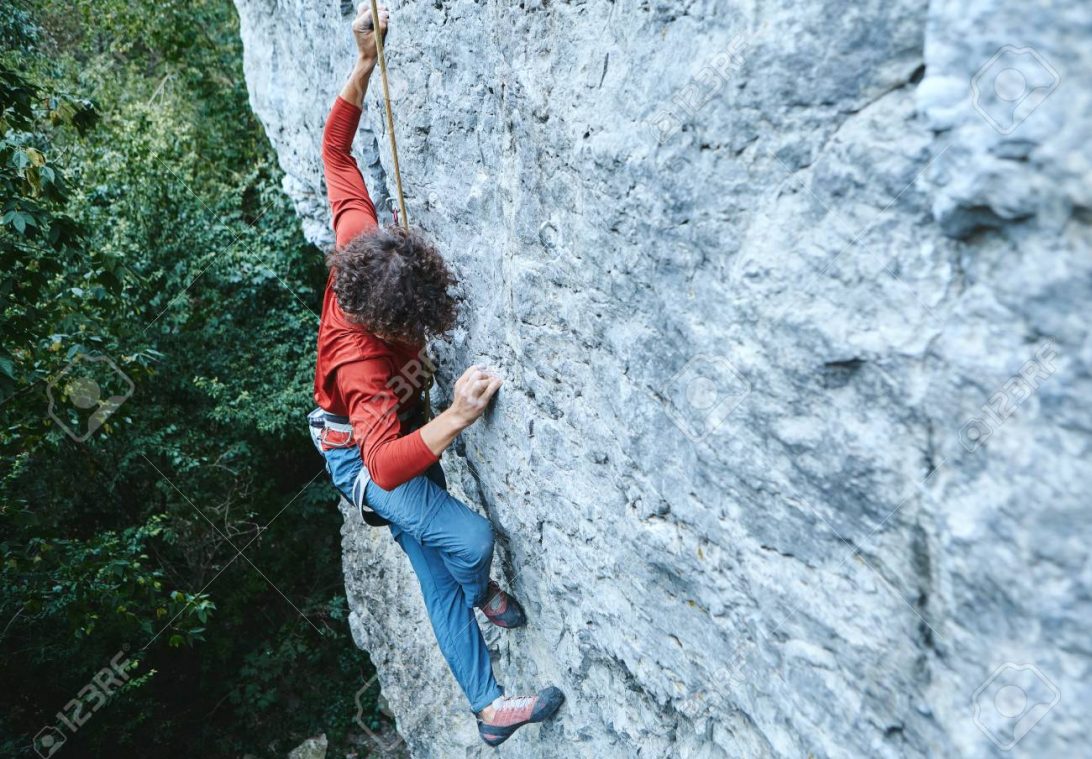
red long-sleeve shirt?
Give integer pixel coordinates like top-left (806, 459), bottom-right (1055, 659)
top-left (313, 96), bottom-right (436, 490)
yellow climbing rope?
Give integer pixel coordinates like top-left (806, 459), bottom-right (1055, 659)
top-left (366, 1), bottom-right (433, 421)
top-left (367, 0), bottom-right (409, 230)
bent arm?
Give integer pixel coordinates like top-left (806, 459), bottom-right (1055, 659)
top-left (322, 59), bottom-right (379, 248)
top-left (418, 365), bottom-right (504, 457)
top-left (341, 359), bottom-right (438, 490)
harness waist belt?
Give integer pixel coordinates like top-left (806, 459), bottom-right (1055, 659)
top-left (309, 407), bottom-right (389, 528)
top-left (321, 408), bottom-right (417, 426)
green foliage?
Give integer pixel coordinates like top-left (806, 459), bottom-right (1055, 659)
top-left (4, 513), bottom-right (210, 643)
top-left (0, 1), bottom-right (385, 756)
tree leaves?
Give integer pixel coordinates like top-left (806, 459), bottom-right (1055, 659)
top-left (2, 3), bottom-right (363, 756)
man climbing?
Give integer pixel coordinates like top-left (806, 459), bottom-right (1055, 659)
top-left (307, 3), bottom-right (564, 747)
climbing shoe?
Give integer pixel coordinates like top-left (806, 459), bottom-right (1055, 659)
top-left (478, 579), bottom-right (526, 629)
top-left (476, 687), bottom-right (565, 747)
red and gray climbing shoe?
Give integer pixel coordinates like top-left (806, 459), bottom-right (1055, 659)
top-left (477, 687), bottom-right (565, 747)
top-left (478, 579), bottom-right (526, 629)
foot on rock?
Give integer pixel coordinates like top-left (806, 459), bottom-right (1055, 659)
top-left (477, 687), bottom-right (565, 747)
top-left (478, 579), bottom-right (526, 629)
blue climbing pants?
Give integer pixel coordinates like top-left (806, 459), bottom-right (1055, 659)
top-left (310, 411), bottom-right (503, 712)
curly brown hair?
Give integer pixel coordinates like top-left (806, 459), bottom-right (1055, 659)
top-left (325, 225), bottom-right (459, 345)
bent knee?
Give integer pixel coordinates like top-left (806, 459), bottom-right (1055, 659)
top-left (462, 518), bottom-right (494, 568)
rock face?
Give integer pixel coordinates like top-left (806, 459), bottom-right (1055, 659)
top-left (287, 733), bottom-right (328, 759)
top-left (233, 0), bottom-right (1090, 756)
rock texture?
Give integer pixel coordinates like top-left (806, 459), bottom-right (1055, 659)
top-left (287, 733), bottom-right (327, 759)
top-left (233, 0), bottom-right (1091, 756)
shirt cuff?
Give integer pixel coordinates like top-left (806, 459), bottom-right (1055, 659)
top-left (334, 95), bottom-right (363, 115)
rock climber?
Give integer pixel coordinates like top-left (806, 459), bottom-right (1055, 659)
top-left (306, 3), bottom-right (564, 747)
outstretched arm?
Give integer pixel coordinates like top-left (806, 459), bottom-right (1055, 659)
top-left (322, 4), bottom-right (390, 247)
top-left (339, 4), bottom-right (389, 107)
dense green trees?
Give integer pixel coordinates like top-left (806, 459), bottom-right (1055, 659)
top-left (1, 1), bottom-right (381, 755)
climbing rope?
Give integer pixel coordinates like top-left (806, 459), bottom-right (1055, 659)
top-left (367, 0), bottom-right (409, 230)
top-left (366, 1), bottom-right (433, 421)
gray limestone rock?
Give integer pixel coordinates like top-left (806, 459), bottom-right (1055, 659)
top-left (287, 733), bottom-right (327, 759)
top-left (233, 0), bottom-right (1091, 756)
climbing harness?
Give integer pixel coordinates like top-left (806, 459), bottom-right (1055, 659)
top-left (367, 1), bottom-right (433, 421)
